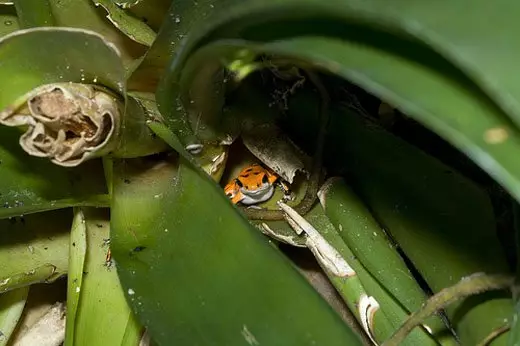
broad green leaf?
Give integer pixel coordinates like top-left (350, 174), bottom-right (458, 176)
top-left (111, 124), bottom-right (362, 346)
top-left (0, 126), bottom-right (108, 218)
top-left (0, 287), bottom-right (29, 346)
top-left (49, 0), bottom-right (147, 67)
top-left (348, 0), bottom-right (520, 129)
top-left (156, 0), bottom-right (520, 203)
top-left (161, 34), bottom-right (516, 346)
top-left (66, 208), bottom-right (142, 346)
top-left (13, 0), bottom-right (54, 28)
top-left (127, 0), bottom-right (219, 92)
top-left (0, 209), bottom-right (71, 291)
top-left (0, 27), bottom-right (125, 111)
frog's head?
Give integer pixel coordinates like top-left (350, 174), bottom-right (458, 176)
top-left (224, 163), bottom-right (279, 205)
top-left (235, 164), bottom-right (277, 205)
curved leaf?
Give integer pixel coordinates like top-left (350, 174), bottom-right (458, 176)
top-left (65, 208), bottom-right (87, 346)
top-left (49, 0), bottom-right (147, 67)
top-left (154, 3), bottom-right (519, 342)
top-left (0, 6), bottom-right (19, 38)
top-left (111, 123), bottom-right (362, 345)
top-left (156, 0), bottom-right (520, 205)
top-left (13, 0), bottom-right (54, 28)
top-left (93, 0), bottom-right (156, 46)
top-left (0, 287), bottom-right (29, 346)
top-left (66, 208), bottom-right (142, 346)
top-left (0, 209), bottom-right (71, 291)
top-left (287, 90), bottom-right (512, 345)
top-left (347, 0), bottom-right (520, 129)
top-left (127, 0), bottom-right (219, 92)
top-left (0, 126), bottom-right (108, 218)
top-left (0, 27), bottom-right (125, 111)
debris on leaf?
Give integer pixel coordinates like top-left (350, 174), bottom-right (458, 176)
top-left (14, 302), bottom-right (65, 346)
top-left (241, 123), bottom-right (310, 184)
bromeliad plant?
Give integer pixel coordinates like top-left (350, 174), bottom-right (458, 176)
top-left (1, 0), bottom-right (520, 345)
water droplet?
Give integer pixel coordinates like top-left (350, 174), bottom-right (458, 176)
top-left (175, 17), bottom-right (181, 23)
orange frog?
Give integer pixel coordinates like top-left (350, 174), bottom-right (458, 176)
top-left (224, 163), bottom-right (289, 205)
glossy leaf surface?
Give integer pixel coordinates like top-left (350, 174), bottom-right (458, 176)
top-left (111, 124), bottom-right (362, 345)
top-left (0, 209), bottom-right (71, 290)
top-left (0, 127), bottom-right (108, 218)
top-left (66, 208), bottom-right (142, 346)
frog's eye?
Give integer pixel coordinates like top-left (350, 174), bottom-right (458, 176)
top-left (226, 192), bottom-right (233, 197)
top-left (235, 178), bottom-right (243, 188)
top-left (262, 175), bottom-right (269, 184)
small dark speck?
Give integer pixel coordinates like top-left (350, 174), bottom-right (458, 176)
top-left (130, 246), bottom-right (146, 255)
top-left (44, 247), bottom-right (48, 250)
top-left (73, 279), bottom-right (77, 283)
top-left (0, 330), bottom-right (4, 337)
top-left (124, 179), bottom-right (131, 184)
top-left (83, 271), bottom-right (88, 275)
top-left (96, 223), bottom-right (103, 228)
top-left (72, 242), bottom-right (76, 247)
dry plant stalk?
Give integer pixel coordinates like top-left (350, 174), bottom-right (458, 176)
top-left (0, 83), bottom-right (121, 167)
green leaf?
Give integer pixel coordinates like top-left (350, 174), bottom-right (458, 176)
top-left (0, 287), bottom-right (29, 346)
top-left (0, 209), bottom-right (71, 291)
top-left (156, 0), bottom-right (520, 204)
top-left (0, 126), bottom-right (108, 218)
top-left (154, 2), bottom-right (520, 342)
top-left (127, 0), bottom-right (219, 92)
top-left (0, 26), bottom-right (125, 112)
top-left (48, 0), bottom-right (147, 67)
top-left (65, 208), bottom-right (87, 346)
top-left (287, 91), bottom-right (512, 345)
top-left (318, 178), bottom-right (454, 344)
top-left (111, 123), bottom-right (362, 346)
top-left (0, 5), bottom-right (19, 37)
top-left (66, 208), bottom-right (142, 346)
top-left (92, 0), bottom-right (156, 46)
top-left (347, 0), bottom-right (520, 129)
top-left (13, 0), bottom-right (54, 28)
top-left (295, 204), bottom-right (447, 345)
top-left (124, 0), bottom-right (171, 33)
